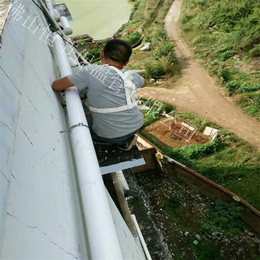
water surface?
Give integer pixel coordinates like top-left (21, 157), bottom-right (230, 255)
top-left (55, 0), bottom-right (133, 39)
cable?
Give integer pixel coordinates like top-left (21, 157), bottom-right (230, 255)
top-left (32, 0), bottom-right (58, 32)
top-left (31, 0), bottom-right (44, 13)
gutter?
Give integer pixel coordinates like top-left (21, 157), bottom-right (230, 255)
top-left (45, 1), bottom-right (124, 259)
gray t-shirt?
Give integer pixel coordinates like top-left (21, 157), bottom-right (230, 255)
top-left (67, 64), bottom-right (144, 138)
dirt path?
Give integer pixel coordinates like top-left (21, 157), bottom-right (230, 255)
top-left (139, 0), bottom-right (260, 149)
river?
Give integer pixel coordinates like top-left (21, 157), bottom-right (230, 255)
top-left (55, 0), bottom-right (133, 39)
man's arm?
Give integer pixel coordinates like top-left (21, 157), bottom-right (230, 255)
top-left (52, 77), bottom-right (74, 92)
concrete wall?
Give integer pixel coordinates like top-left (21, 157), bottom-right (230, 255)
top-left (0, 1), bottom-right (88, 258)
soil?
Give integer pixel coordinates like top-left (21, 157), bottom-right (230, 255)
top-left (139, 0), bottom-right (260, 149)
top-left (144, 119), bottom-right (210, 148)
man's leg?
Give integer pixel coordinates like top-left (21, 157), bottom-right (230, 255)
top-left (117, 134), bottom-right (138, 151)
top-left (89, 121), bottom-right (136, 146)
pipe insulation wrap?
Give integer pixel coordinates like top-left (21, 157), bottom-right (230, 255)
top-left (60, 16), bottom-right (73, 35)
top-left (50, 15), bottom-right (124, 260)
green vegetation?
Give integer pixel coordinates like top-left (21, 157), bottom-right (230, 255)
top-left (179, 0), bottom-right (260, 119)
top-left (139, 99), bottom-right (260, 210)
top-left (191, 244), bottom-right (222, 260)
top-left (122, 31), bottom-right (142, 45)
top-left (84, 49), bottom-right (100, 62)
top-left (118, 0), bottom-right (260, 210)
top-left (235, 93), bottom-right (260, 118)
top-left (116, 0), bottom-right (180, 80)
top-left (83, 43), bottom-right (105, 62)
top-left (118, 2), bottom-right (259, 257)
top-left (198, 200), bottom-right (244, 238)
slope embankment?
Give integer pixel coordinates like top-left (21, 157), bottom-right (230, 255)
top-left (140, 0), bottom-right (260, 149)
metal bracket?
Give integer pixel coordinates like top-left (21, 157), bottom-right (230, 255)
top-left (60, 122), bottom-right (88, 133)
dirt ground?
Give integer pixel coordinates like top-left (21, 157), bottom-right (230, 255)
top-left (144, 119), bottom-right (210, 148)
top-left (139, 0), bottom-right (260, 149)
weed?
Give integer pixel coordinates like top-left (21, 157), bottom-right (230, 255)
top-left (179, 0), bottom-right (260, 119)
top-left (235, 93), bottom-right (260, 119)
top-left (198, 200), bottom-right (244, 238)
top-left (122, 31), bottom-right (142, 45)
top-left (144, 61), bottom-right (166, 80)
top-left (166, 138), bottom-right (219, 161)
top-left (249, 44), bottom-right (260, 57)
top-left (192, 243), bottom-right (222, 260)
top-left (139, 103), bottom-right (260, 210)
top-left (152, 41), bottom-right (175, 59)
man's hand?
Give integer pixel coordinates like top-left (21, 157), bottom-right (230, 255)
top-left (52, 77), bottom-right (74, 92)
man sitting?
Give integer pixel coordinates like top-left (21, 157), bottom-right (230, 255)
top-left (52, 39), bottom-right (146, 151)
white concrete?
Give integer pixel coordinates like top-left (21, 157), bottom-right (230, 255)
top-left (107, 191), bottom-right (146, 260)
top-left (0, 1), bottom-right (88, 258)
top-left (0, 1), bottom-right (148, 259)
top-left (203, 126), bottom-right (219, 139)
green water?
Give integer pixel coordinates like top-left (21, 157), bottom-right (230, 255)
top-left (55, 0), bottom-right (133, 39)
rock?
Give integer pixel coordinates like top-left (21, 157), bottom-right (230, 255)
top-left (195, 234), bottom-right (201, 240)
top-left (193, 240), bottom-right (198, 245)
top-left (140, 43), bottom-right (152, 51)
top-left (232, 195), bottom-right (240, 202)
top-left (234, 62), bottom-right (242, 68)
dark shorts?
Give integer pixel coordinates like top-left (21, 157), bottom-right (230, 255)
top-left (88, 122), bottom-right (135, 145)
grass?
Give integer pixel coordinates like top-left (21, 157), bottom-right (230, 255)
top-left (179, 0), bottom-right (260, 120)
top-left (235, 93), bottom-right (260, 120)
top-left (135, 170), bottom-right (258, 259)
top-left (117, 0), bottom-right (181, 79)
top-left (115, 2), bottom-right (260, 257)
top-left (139, 101), bottom-right (260, 210)
top-left (117, 0), bottom-right (260, 210)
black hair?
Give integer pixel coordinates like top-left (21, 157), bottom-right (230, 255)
top-left (103, 39), bottom-right (132, 65)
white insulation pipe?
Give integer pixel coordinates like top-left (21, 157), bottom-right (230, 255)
top-left (60, 16), bottom-right (73, 35)
top-left (46, 2), bottom-right (123, 259)
top-left (53, 31), bottom-right (123, 260)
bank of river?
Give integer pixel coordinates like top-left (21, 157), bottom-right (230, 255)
top-left (55, 0), bottom-right (133, 39)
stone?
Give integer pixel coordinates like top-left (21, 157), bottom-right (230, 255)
top-left (195, 234), bottom-right (201, 240)
top-left (193, 240), bottom-right (198, 245)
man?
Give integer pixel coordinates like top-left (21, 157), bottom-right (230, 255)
top-left (52, 39), bottom-right (146, 151)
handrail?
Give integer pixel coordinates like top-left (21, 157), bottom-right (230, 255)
top-left (45, 0), bottom-right (124, 259)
